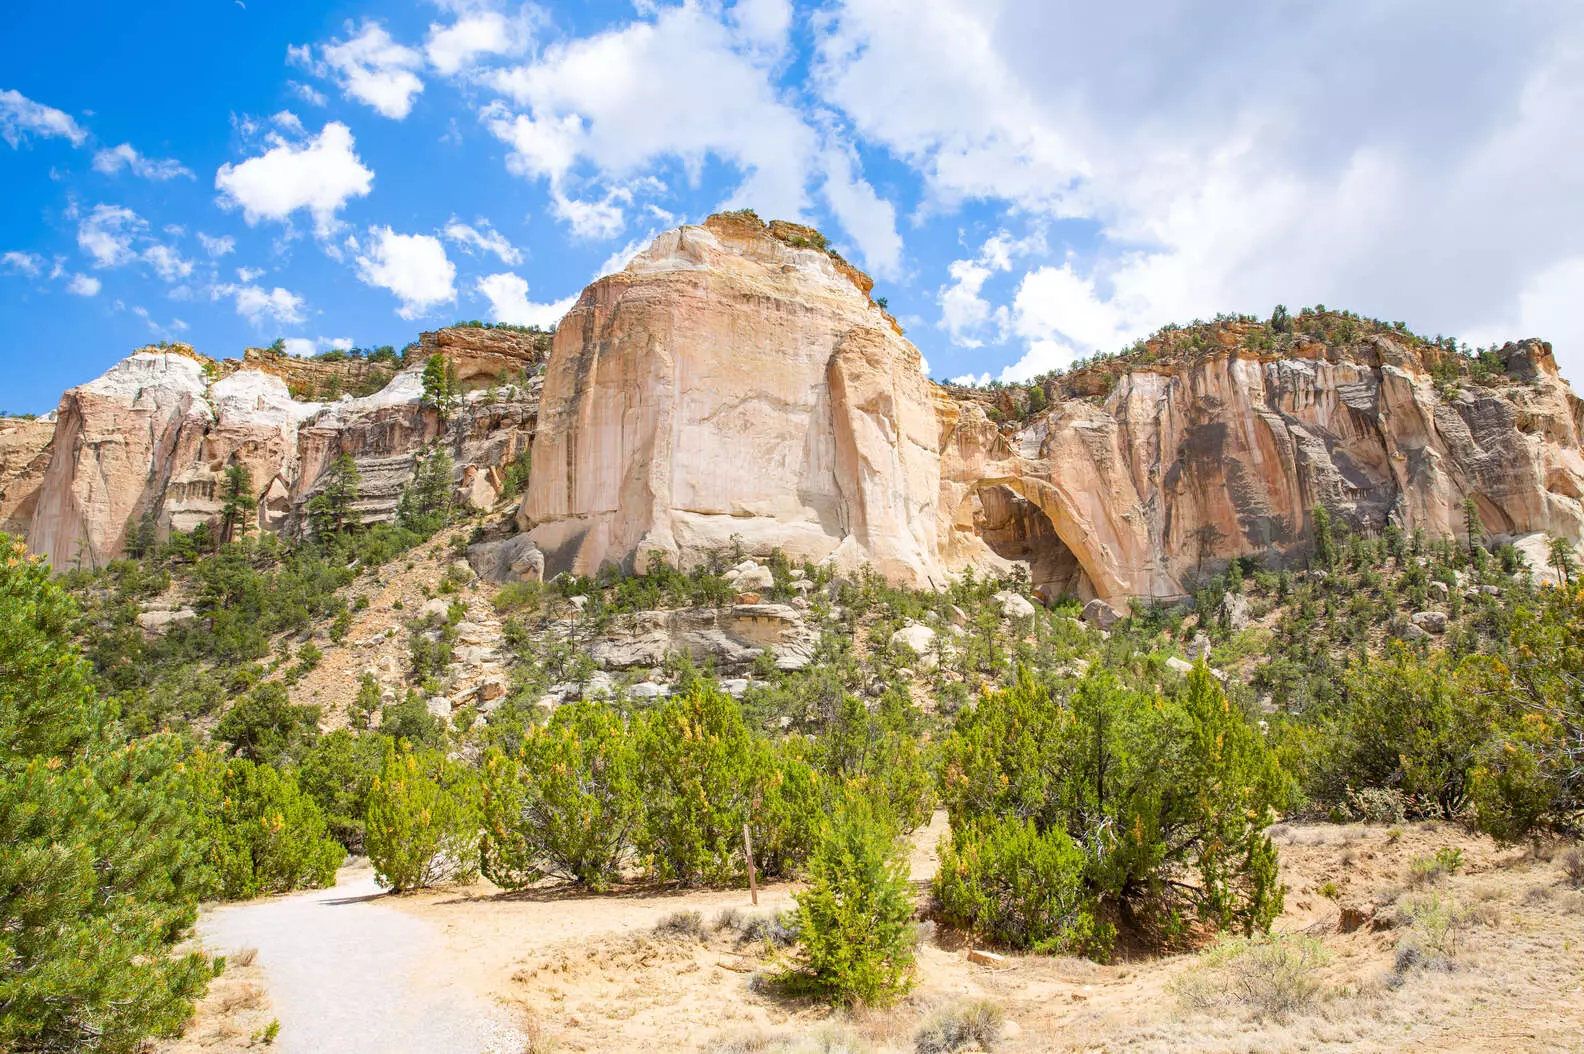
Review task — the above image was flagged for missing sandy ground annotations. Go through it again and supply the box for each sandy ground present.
[162,818,1584,1054]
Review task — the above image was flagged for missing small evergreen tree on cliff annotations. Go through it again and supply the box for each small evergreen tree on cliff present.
[219,461,254,543]
[1311,503,1335,570]
[421,354,460,418]
[1547,535,1577,586]
[306,454,360,538]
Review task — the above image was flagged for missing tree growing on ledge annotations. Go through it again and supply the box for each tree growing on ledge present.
[219,461,254,543]
[421,354,460,418]
[306,454,360,538]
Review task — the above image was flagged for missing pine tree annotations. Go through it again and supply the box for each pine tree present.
[399,444,455,533]
[1310,503,1334,570]
[124,508,159,560]
[306,453,361,538]
[219,461,255,543]
[1464,496,1484,561]
[1547,534,1577,586]
[786,798,917,1006]
[421,355,458,418]
[0,534,214,1051]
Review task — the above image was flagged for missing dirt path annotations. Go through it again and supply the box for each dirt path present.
[193,865,524,1054]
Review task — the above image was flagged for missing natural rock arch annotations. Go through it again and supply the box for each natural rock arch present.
[964,474,1133,602]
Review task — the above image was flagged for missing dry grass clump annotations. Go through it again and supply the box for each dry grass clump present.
[715,907,800,948]
[1562,846,1584,889]
[912,1000,1003,1053]
[1388,889,1498,984]
[232,947,259,968]
[707,1023,872,1054]
[215,982,267,1016]
[1171,933,1328,1022]
[652,909,707,941]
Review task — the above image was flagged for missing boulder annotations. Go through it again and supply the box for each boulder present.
[420,597,450,619]
[998,591,1039,621]
[890,623,939,669]
[1410,610,1449,634]
[136,607,197,634]
[728,564,775,592]
[1185,631,1213,660]
[1082,598,1121,629]
[467,534,544,583]
[1165,656,1195,675]
[1428,581,1449,602]
[1401,623,1431,642]
[1217,592,1252,633]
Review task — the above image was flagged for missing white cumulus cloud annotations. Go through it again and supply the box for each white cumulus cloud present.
[302,22,426,120]
[0,89,86,148]
[93,143,193,180]
[142,243,194,283]
[483,3,819,230]
[427,11,527,75]
[77,204,146,268]
[355,226,456,318]
[551,192,626,240]
[477,272,575,329]
[2,251,44,276]
[214,283,307,326]
[215,122,374,236]
[816,0,1584,383]
[443,217,522,264]
[198,233,235,257]
[67,273,101,296]
[819,145,902,278]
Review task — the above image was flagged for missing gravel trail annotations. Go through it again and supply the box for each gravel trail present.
[198,867,522,1054]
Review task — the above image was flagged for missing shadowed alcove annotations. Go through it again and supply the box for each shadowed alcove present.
[972,483,1094,601]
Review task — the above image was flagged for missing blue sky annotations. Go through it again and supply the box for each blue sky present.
[4,1,1583,414]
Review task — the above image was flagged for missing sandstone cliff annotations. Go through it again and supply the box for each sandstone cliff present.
[939,327,1584,600]
[11,216,1583,601]
[519,211,944,588]
[18,329,547,569]
[0,416,55,539]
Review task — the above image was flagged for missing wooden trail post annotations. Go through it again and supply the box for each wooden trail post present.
[743,823,758,906]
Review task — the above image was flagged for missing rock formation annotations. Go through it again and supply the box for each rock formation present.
[16,329,547,568]
[938,326,1584,600]
[9,214,1583,603]
[520,212,943,588]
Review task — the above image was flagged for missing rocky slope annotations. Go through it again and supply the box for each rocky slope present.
[8,215,1583,601]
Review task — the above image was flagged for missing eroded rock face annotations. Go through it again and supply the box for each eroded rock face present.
[519,212,945,588]
[24,330,546,568]
[0,416,55,539]
[939,331,1584,601]
[17,218,1584,604]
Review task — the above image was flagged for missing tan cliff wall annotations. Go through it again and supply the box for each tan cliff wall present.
[938,330,1584,600]
[13,216,1584,601]
[0,417,56,540]
[519,213,944,588]
[20,330,547,569]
